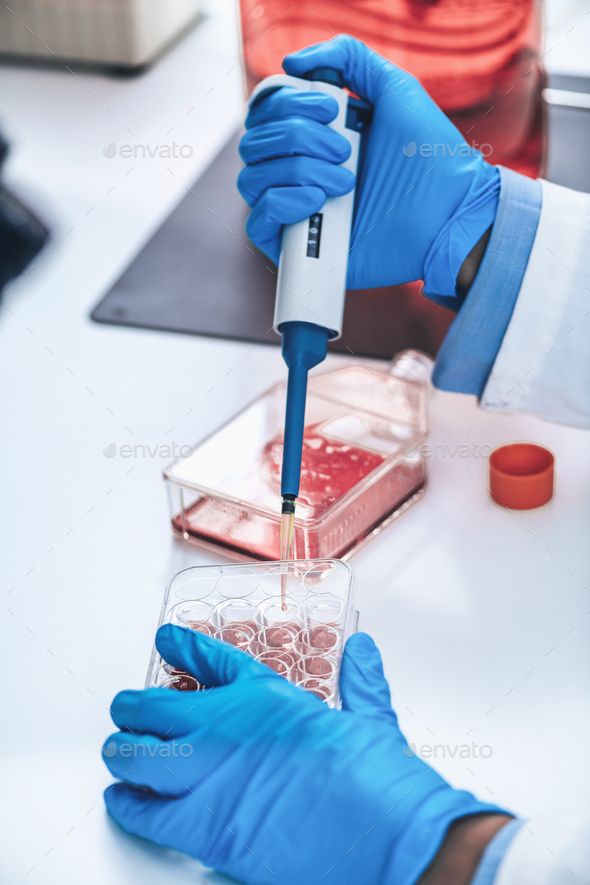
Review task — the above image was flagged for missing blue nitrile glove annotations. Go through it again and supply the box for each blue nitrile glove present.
[103,625,508,884]
[238,34,500,300]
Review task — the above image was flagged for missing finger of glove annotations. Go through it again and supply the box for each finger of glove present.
[245,185,326,262]
[104,781,192,849]
[238,155,354,207]
[103,720,242,797]
[104,782,233,867]
[339,632,398,723]
[283,34,397,104]
[239,117,351,166]
[102,730,204,796]
[110,687,228,738]
[246,86,339,129]
[104,680,292,796]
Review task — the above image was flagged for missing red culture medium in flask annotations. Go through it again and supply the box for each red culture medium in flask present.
[172,424,421,559]
[238,0,545,177]
[263,423,385,518]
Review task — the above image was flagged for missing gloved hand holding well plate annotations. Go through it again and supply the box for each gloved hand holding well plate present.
[103,624,507,884]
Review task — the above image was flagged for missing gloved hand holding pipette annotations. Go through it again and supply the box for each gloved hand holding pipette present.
[240,34,502,525]
[238,34,499,300]
[103,624,510,884]
[240,35,590,428]
[244,65,373,529]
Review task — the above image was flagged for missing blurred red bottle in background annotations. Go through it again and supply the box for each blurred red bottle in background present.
[238,0,546,177]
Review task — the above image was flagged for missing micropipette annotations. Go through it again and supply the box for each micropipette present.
[248,69,372,542]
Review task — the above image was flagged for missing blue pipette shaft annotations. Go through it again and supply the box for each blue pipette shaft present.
[280,322,330,507]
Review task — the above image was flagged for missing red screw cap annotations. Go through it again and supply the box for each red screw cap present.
[489,443,554,510]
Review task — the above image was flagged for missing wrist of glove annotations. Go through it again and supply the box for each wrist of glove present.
[423,163,499,300]
[103,626,509,885]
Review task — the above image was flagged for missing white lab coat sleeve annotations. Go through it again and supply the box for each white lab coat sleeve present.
[481,180,590,427]
[495,812,590,884]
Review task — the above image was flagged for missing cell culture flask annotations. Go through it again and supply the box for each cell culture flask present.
[164,349,431,561]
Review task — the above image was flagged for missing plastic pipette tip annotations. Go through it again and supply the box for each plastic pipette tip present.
[280,497,296,569]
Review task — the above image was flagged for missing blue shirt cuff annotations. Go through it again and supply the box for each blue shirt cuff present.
[432,167,542,396]
[471,818,524,885]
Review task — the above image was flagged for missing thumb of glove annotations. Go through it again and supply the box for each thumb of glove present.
[339,632,398,723]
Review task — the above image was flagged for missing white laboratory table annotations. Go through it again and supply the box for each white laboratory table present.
[1,2,589,882]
